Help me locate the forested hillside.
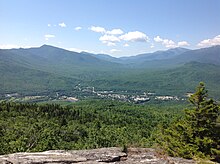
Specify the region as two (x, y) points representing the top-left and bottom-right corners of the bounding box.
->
(89, 62), (220, 98)
(0, 83), (219, 162)
(1, 45), (220, 98)
(0, 100), (183, 154)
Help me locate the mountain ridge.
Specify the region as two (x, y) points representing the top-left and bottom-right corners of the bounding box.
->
(2, 44), (220, 67)
(1, 45), (220, 97)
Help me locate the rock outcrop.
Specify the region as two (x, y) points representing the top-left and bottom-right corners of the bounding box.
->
(0, 147), (195, 164)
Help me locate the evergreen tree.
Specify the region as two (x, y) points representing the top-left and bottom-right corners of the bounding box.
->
(160, 82), (220, 160)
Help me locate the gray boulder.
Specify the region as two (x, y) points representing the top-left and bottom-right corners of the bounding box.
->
(0, 147), (196, 164)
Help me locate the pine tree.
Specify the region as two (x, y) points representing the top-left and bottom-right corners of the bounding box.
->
(186, 82), (220, 157)
(160, 82), (220, 160)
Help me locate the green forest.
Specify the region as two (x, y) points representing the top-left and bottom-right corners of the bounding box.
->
(0, 83), (219, 162)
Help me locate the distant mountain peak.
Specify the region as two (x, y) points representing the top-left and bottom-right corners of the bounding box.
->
(40, 44), (58, 49)
(80, 51), (92, 55)
(171, 47), (190, 50)
(168, 47), (190, 51)
(40, 44), (52, 47)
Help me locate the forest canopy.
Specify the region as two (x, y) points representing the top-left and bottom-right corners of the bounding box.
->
(0, 83), (219, 162)
(0, 100), (182, 154)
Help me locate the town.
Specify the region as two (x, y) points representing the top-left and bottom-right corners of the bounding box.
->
(0, 84), (189, 104)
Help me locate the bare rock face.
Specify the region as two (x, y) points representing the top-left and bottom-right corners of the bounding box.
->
(0, 147), (195, 164)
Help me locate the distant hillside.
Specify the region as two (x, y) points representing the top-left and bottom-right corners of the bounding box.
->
(170, 45), (220, 65)
(120, 47), (190, 64)
(1, 45), (122, 76)
(1, 45), (220, 70)
(1, 45), (220, 97)
(138, 45), (220, 68)
(0, 59), (79, 94)
(82, 51), (120, 63)
(89, 62), (220, 98)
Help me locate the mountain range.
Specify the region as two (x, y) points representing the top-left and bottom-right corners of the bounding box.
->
(1, 45), (220, 97)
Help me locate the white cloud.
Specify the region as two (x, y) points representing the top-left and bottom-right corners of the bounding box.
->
(154, 36), (178, 48)
(44, 34), (55, 40)
(110, 49), (121, 53)
(89, 26), (123, 35)
(45, 34), (55, 38)
(90, 27), (150, 47)
(90, 27), (149, 47)
(74, 26), (82, 31)
(178, 41), (190, 47)
(163, 39), (176, 48)
(58, 22), (66, 27)
(99, 34), (120, 46)
(47, 24), (51, 27)
(107, 42), (116, 46)
(123, 43), (129, 47)
(150, 44), (154, 48)
(197, 35), (220, 47)
(89, 26), (106, 33)
(154, 36), (163, 42)
(106, 29), (123, 35)
(99, 34), (120, 43)
(119, 31), (149, 42)
(154, 36), (190, 48)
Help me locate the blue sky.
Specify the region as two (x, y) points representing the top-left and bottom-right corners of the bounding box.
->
(1, 0), (220, 57)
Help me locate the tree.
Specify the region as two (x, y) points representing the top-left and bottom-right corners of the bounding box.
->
(160, 82), (220, 160)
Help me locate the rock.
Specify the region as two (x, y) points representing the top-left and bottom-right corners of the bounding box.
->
(0, 147), (196, 164)
(0, 151), (87, 164)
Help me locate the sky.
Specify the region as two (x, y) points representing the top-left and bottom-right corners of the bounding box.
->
(0, 0), (220, 57)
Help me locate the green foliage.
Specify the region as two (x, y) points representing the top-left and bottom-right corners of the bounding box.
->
(1, 45), (220, 98)
(0, 100), (182, 155)
(159, 82), (220, 160)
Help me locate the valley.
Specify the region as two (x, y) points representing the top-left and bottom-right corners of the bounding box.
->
(1, 45), (220, 160)
(1, 45), (220, 104)
(1, 84), (186, 104)
(1, 1), (220, 162)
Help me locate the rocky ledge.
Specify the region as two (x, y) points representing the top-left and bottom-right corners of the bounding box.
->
(0, 147), (195, 164)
